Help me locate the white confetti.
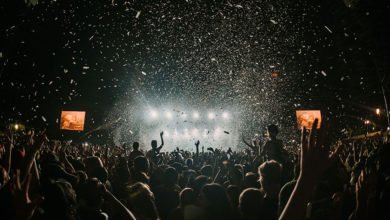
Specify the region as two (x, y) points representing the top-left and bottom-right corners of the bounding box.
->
(324, 25), (333, 33)
(136, 11), (141, 19)
(321, 70), (327, 77)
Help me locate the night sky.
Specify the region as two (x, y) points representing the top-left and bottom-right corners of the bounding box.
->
(1, 0), (389, 145)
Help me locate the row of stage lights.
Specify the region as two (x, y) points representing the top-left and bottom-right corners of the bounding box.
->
(155, 128), (227, 139)
(148, 110), (230, 120)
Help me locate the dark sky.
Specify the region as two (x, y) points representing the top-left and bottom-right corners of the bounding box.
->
(1, 0), (389, 141)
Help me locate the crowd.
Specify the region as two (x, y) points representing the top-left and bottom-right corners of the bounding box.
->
(0, 119), (389, 220)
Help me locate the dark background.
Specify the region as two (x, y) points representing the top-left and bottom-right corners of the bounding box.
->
(1, 0), (389, 143)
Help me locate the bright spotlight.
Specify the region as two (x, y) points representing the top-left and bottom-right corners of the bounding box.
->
(193, 112), (199, 119)
(165, 112), (173, 119)
(208, 112), (215, 119)
(14, 124), (19, 130)
(376, 108), (380, 116)
(182, 113), (187, 119)
(150, 110), (158, 119)
(222, 112), (229, 119)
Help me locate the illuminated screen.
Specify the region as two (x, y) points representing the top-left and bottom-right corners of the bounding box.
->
(296, 110), (321, 129)
(60, 111), (86, 131)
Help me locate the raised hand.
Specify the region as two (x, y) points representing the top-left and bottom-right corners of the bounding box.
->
(299, 119), (342, 183)
(160, 131), (164, 136)
(195, 140), (200, 147)
(3, 129), (15, 173)
(280, 118), (342, 220)
(28, 130), (48, 154)
(11, 170), (43, 220)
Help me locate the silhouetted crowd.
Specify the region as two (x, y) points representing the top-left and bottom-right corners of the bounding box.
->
(1, 120), (389, 220)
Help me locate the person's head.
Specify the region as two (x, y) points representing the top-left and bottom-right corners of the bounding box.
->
(243, 172), (260, 189)
(239, 188), (264, 220)
(199, 183), (233, 219)
(126, 182), (159, 220)
(41, 180), (77, 220)
(151, 140), (158, 149)
(84, 156), (104, 178)
(189, 175), (211, 196)
(164, 167), (178, 186)
(258, 160), (282, 195)
(134, 156), (149, 173)
(185, 158), (193, 167)
(227, 185), (240, 208)
(180, 188), (196, 207)
(267, 124), (279, 138)
(41, 163), (78, 186)
(133, 142), (140, 151)
(200, 165), (213, 177)
(77, 178), (105, 209)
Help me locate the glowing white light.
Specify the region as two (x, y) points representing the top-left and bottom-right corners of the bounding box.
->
(14, 124), (19, 130)
(165, 112), (173, 119)
(182, 113), (187, 119)
(376, 108), (380, 115)
(192, 128), (199, 136)
(208, 113), (215, 119)
(364, 120), (370, 125)
(193, 112), (199, 119)
(150, 110), (158, 119)
(222, 112), (229, 119)
(184, 128), (189, 137)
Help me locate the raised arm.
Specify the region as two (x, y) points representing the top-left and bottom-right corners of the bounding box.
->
(279, 119), (341, 220)
(103, 185), (136, 220)
(242, 137), (257, 152)
(23, 131), (48, 182)
(195, 140), (200, 157)
(158, 131), (164, 150)
(3, 130), (14, 173)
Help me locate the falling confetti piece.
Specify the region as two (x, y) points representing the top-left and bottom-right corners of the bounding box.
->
(324, 25), (333, 33)
(136, 11), (141, 19)
(321, 70), (327, 77)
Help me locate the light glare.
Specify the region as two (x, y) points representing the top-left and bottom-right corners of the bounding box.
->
(222, 112), (229, 119)
(150, 110), (158, 119)
(193, 112), (199, 119)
